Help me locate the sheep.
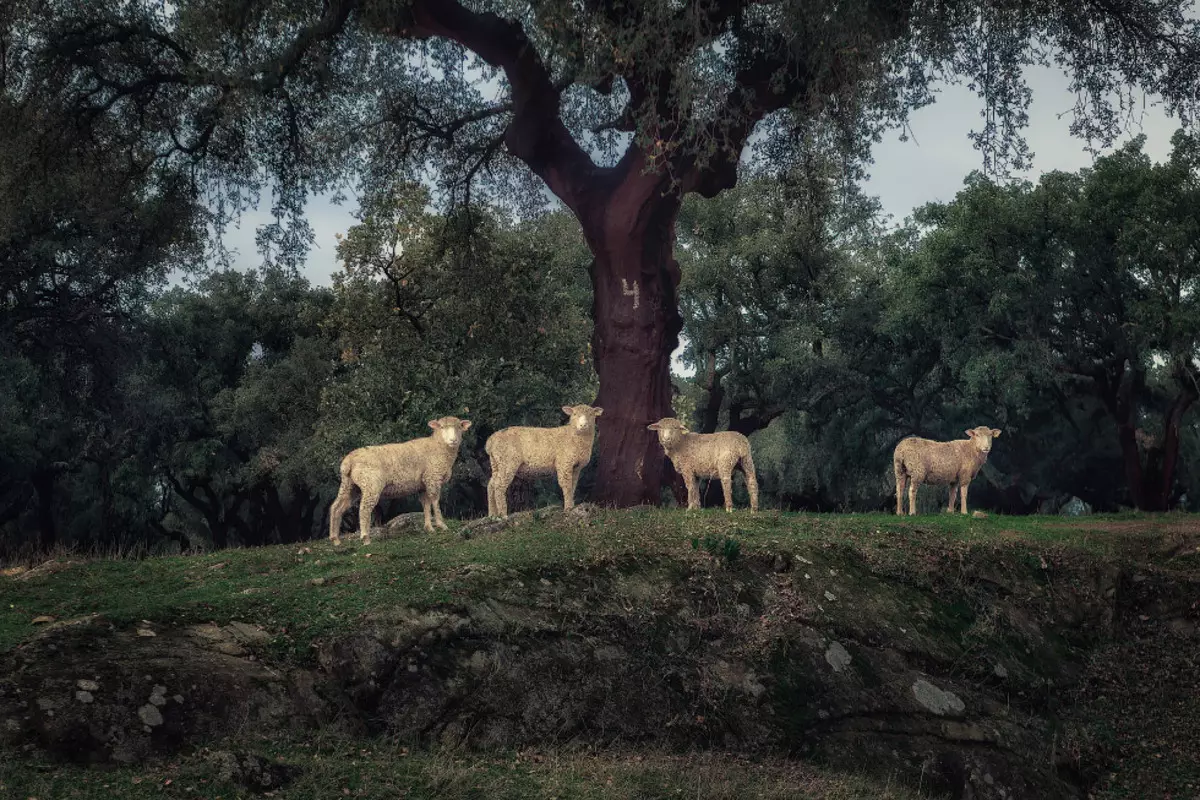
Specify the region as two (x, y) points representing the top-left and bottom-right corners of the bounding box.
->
(646, 417), (759, 513)
(893, 426), (1001, 516)
(485, 404), (603, 518)
(328, 416), (472, 545)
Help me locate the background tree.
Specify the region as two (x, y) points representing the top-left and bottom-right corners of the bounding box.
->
(318, 188), (597, 522)
(16, 0), (1200, 504)
(139, 267), (336, 549)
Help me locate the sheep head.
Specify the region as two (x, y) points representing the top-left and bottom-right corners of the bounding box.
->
(429, 416), (472, 447)
(965, 426), (1002, 454)
(647, 417), (689, 450)
(562, 404), (603, 434)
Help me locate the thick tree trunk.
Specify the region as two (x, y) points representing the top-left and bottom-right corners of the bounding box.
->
(586, 196), (684, 507)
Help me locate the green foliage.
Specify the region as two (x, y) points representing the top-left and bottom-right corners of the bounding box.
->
(315, 188), (597, 515)
(691, 533), (742, 565)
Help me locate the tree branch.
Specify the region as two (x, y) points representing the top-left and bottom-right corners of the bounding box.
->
(400, 0), (601, 217)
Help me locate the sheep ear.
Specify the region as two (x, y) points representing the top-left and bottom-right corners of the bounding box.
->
(647, 422), (661, 431)
(680, 427), (690, 434)
(991, 428), (1001, 437)
(965, 429), (975, 438)
(592, 407), (603, 416)
(459, 420), (472, 431)
(429, 420), (442, 430)
(562, 405), (575, 416)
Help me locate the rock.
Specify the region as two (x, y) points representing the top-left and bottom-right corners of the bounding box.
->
(76, 679), (99, 692)
(823, 591), (837, 602)
(1059, 497), (1093, 516)
(75, 691), (94, 704)
(31, 615), (55, 624)
(310, 577), (327, 586)
(912, 678), (966, 716)
(993, 663), (1009, 678)
(137, 704), (164, 727)
(210, 750), (296, 792)
(136, 627), (157, 637)
(972, 510), (989, 519)
(824, 641), (852, 673)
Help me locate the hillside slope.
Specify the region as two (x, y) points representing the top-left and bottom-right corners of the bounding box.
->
(2, 508), (1198, 799)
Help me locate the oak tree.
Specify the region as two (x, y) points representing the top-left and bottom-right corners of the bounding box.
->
(15, 0), (1200, 504)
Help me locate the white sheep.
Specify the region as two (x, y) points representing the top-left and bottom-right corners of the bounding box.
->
(485, 404), (603, 518)
(647, 417), (759, 513)
(328, 416), (472, 544)
(893, 426), (1001, 515)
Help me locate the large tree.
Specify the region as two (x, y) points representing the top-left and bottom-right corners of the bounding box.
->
(13, 0), (1200, 505)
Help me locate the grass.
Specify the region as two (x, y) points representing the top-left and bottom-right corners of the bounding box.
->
(3, 508), (1196, 658)
(2, 509), (1197, 800)
(0, 732), (932, 799)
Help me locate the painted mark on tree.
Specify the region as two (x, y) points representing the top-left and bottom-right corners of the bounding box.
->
(621, 279), (640, 309)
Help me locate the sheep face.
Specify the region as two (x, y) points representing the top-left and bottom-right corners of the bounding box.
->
(647, 417), (689, 449)
(562, 404), (603, 434)
(429, 416), (472, 447)
(965, 426), (1002, 454)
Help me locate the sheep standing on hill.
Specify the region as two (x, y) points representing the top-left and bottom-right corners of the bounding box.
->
(893, 426), (1001, 516)
(647, 417), (759, 513)
(328, 416), (472, 544)
(485, 404), (604, 518)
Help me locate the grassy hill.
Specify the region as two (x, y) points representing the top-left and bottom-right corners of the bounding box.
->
(2, 509), (1197, 799)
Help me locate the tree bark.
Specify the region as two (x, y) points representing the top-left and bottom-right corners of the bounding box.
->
(31, 468), (58, 553)
(585, 191), (684, 507)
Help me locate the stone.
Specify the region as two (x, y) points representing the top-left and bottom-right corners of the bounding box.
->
(75, 691), (94, 704)
(76, 679), (99, 692)
(137, 704), (164, 727)
(1059, 497), (1092, 516)
(824, 641), (852, 673)
(912, 678), (965, 716)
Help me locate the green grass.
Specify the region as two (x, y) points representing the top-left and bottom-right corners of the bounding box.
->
(0, 733), (931, 799)
(3, 508), (1196, 658)
(2, 508), (1198, 800)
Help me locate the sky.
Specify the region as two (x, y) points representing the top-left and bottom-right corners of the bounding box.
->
(207, 63), (1181, 379)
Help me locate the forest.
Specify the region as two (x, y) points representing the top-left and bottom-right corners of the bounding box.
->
(5, 131), (1200, 558)
(5, 0), (1200, 558)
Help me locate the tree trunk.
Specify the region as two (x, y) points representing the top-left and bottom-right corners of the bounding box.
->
(586, 195), (684, 507)
(1141, 388), (1197, 511)
(31, 468), (57, 553)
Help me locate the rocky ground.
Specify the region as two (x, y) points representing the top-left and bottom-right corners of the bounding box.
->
(1, 508), (1197, 799)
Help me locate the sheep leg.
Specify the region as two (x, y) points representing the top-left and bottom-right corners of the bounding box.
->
(684, 473), (700, 511)
(719, 469), (735, 513)
(419, 488), (433, 532)
(908, 480), (919, 516)
(491, 466), (514, 519)
(947, 484), (958, 513)
(895, 472), (906, 515)
(429, 482), (448, 529)
(329, 478), (355, 546)
(741, 455), (759, 513)
(557, 464), (576, 511)
(960, 483), (969, 515)
(358, 484), (382, 545)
